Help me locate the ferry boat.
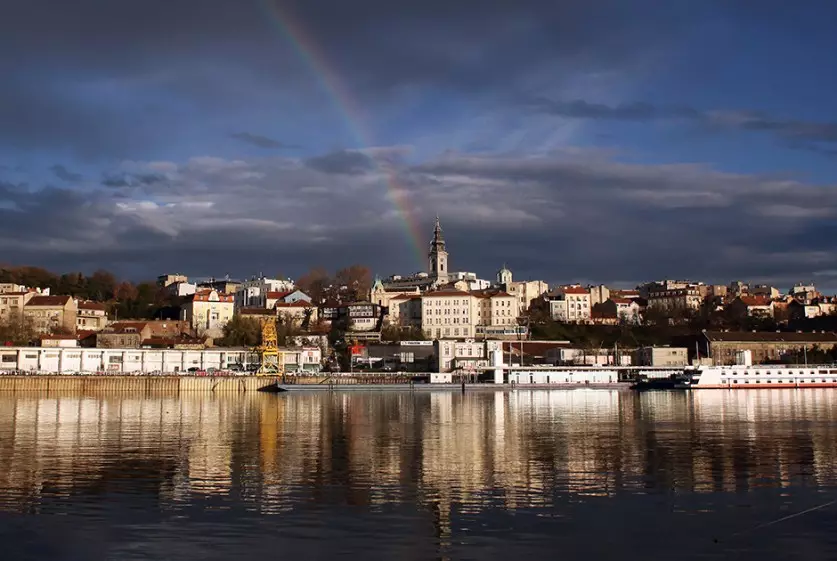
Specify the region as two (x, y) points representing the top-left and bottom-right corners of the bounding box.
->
(687, 364), (837, 389)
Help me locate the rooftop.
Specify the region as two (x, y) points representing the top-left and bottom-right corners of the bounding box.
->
(704, 331), (837, 343)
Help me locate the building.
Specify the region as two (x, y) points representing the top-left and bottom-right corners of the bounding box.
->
(594, 297), (641, 325)
(198, 277), (242, 295)
(549, 286), (591, 323)
(266, 290), (311, 308)
(436, 339), (503, 372)
(428, 216), (449, 284)
(544, 346), (632, 366)
(0, 345), (320, 374)
(726, 295), (774, 318)
(635, 346), (689, 367)
(0, 291), (36, 321)
(385, 295), (422, 328)
(275, 301), (319, 326)
(421, 289), (475, 339)
(180, 289), (234, 337)
(588, 285), (610, 306)
(700, 331), (837, 365)
(359, 341), (437, 371)
(752, 285), (780, 299)
(23, 295), (77, 333)
(449, 271), (492, 291)
(157, 274), (189, 287)
(75, 301), (108, 331)
(0, 283), (26, 293)
(96, 320), (193, 349)
(233, 276), (296, 310)
(495, 267), (548, 312)
(167, 281), (197, 297)
(646, 281), (702, 314)
(790, 283), (819, 305)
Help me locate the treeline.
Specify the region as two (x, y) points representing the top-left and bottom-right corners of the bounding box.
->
(0, 265), (182, 320)
(295, 265), (373, 305)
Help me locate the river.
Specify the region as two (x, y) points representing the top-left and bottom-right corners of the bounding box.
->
(2, 389), (837, 560)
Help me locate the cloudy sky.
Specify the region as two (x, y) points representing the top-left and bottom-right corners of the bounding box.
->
(2, 1), (837, 289)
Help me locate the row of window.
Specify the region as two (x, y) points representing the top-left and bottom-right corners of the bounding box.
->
(721, 379), (837, 384)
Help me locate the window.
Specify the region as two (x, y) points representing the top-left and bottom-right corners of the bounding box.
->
(1, 355), (15, 363)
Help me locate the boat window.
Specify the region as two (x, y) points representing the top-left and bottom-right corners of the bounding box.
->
(733, 380), (738, 384)
(811, 371), (816, 375)
(767, 380), (771, 383)
(745, 380), (750, 384)
(721, 379), (726, 384)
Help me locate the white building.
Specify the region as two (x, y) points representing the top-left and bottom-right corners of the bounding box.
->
(436, 339), (503, 372)
(549, 286), (591, 323)
(0, 346), (321, 374)
(234, 276), (296, 310)
(420, 288), (521, 340)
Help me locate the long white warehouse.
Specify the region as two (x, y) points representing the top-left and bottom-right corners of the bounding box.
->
(0, 346), (322, 374)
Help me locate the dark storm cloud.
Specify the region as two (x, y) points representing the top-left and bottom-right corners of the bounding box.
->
(533, 99), (837, 148)
(102, 172), (167, 188)
(0, 0), (714, 156)
(229, 132), (290, 149)
(305, 151), (375, 175)
(3, 150), (836, 288)
(49, 164), (83, 182)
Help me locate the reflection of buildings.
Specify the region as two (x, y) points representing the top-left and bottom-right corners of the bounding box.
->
(2, 389), (837, 519)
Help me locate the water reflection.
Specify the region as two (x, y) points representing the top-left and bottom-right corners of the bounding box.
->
(3, 389), (837, 518)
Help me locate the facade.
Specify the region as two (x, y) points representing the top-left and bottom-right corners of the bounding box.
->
(752, 285), (780, 299)
(549, 286), (591, 323)
(0, 291), (36, 321)
(75, 301), (108, 331)
(428, 216), (449, 284)
(421, 289), (475, 339)
(180, 289), (234, 337)
(157, 274), (188, 287)
(646, 282), (702, 313)
(274, 301), (318, 326)
(168, 281), (197, 297)
(589, 285), (611, 306)
(198, 278), (242, 294)
(234, 277), (296, 309)
(0, 283), (26, 293)
(436, 339), (503, 372)
(370, 278), (421, 310)
(0, 346), (320, 374)
(504, 279), (548, 312)
(593, 297), (641, 325)
(727, 295), (774, 317)
(635, 346), (689, 367)
(386, 295), (422, 328)
(702, 331), (837, 365)
(23, 295), (77, 333)
(266, 290), (311, 308)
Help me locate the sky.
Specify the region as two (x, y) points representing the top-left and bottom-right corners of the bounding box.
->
(2, 1), (837, 290)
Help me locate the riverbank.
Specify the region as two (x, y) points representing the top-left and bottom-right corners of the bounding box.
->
(0, 376), (632, 393)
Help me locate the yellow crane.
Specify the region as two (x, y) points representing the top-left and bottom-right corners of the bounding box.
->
(255, 317), (284, 376)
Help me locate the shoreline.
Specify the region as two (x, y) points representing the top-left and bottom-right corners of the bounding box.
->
(0, 375), (632, 393)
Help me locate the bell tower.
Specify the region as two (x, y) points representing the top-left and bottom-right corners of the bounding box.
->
(428, 216), (449, 284)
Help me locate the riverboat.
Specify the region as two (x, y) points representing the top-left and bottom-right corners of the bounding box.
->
(686, 364), (837, 389)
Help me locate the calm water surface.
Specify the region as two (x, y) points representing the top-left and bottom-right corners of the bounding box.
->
(2, 389), (837, 560)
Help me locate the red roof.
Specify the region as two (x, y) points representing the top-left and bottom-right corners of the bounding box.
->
(104, 321), (148, 334)
(425, 290), (470, 297)
(266, 290), (293, 300)
(26, 295), (72, 307)
(78, 301), (107, 311)
(561, 287), (589, 295)
(189, 290), (234, 303)
(610, 297), (635, 305)
(739, 295), (772, 307)
(275, 301), (311, 308)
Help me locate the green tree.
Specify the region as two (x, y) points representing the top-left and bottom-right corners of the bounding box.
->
(218, 316), (262, 347)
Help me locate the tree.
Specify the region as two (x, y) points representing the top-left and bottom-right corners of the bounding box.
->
(296, 267), (330, 304)
(218, 316), (262, 347)
(0, 314), (37, 345)
(335, 265), (372, 302)
(276, 312), (302, 345)
(87, 269), (117, 301)
(381, 324), (426, 343)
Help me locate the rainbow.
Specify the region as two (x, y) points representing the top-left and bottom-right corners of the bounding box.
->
(258, 0), (427, 267)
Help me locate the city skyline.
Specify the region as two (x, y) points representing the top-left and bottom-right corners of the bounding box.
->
(2, 2), (837, 288)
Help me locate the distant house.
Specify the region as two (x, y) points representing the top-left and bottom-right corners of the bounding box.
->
(265, 289), (311, 308)
(727, 295), (774, 318)
(76, 300), (108, 331)
(23, 295), (77, 333)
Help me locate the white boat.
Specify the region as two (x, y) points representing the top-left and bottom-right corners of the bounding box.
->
(688, 364), (837, 389)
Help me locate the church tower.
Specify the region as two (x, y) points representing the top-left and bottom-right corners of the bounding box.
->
(428, 216), (449, 284)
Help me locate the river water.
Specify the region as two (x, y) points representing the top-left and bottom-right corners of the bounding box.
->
(2, 389), (837, 560)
